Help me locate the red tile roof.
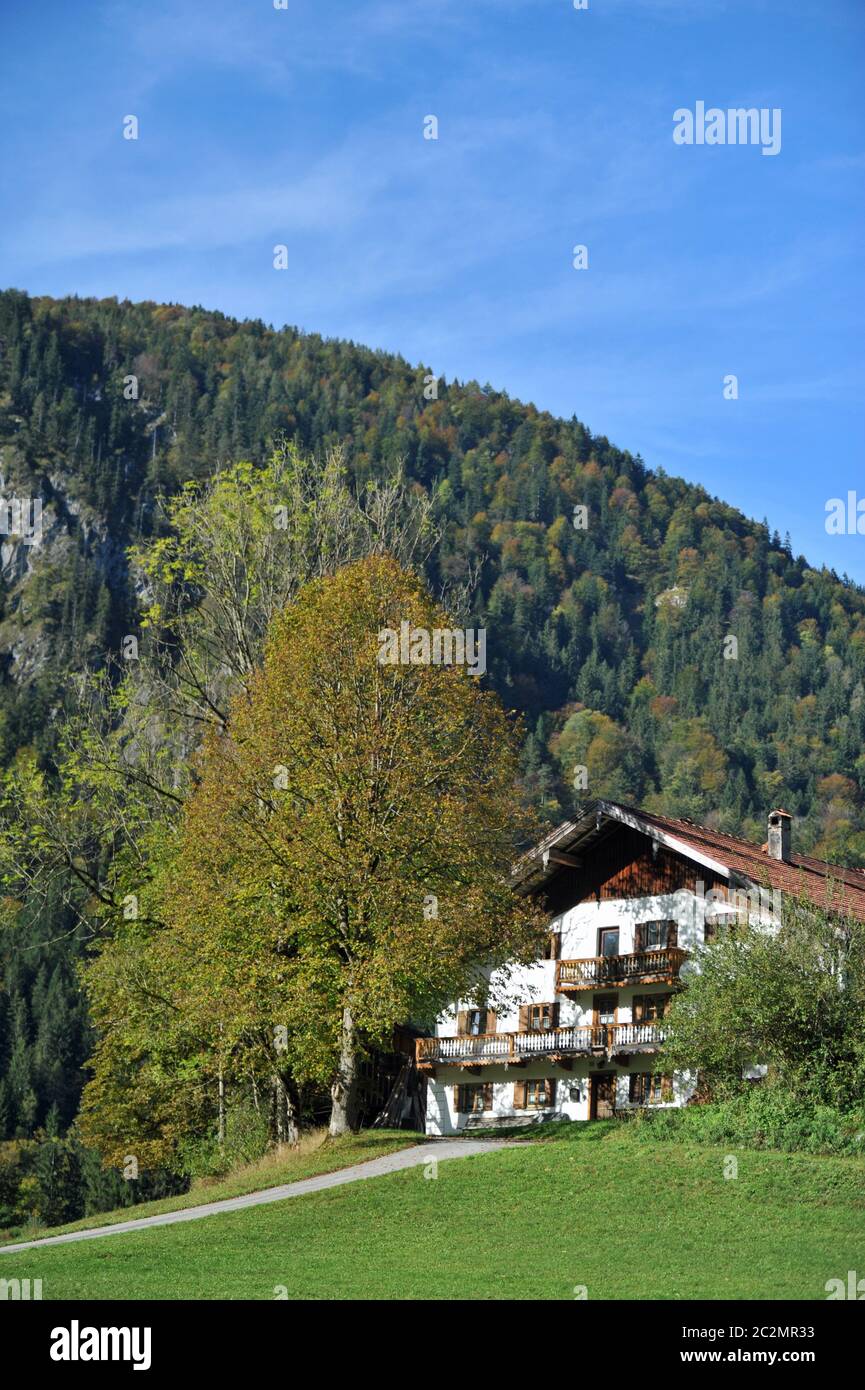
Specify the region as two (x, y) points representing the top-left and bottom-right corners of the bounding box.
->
(616, 802), (865, 922)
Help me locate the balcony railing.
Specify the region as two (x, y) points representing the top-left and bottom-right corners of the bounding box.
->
(608, 1021), (667, 1050)
(556, 947), (687, 991)
(416, 1021), (665, 1068)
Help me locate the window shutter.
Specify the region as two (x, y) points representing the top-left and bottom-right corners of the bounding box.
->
(456, 1010), (468, 1035)
(629, 1074), (642, 1104)
(483, 1082), (493, 1110)
(453, 1085), (463, 1112)
(550, 1003), (560, 1029)
(546, 1078), (557, 1107)
(662, 1076), (673, 1101)
(548, 931), (560, 961)
(486, 1010), (497, 1034)
(518, 1004), (530, 1032)
(666, 919), (678, 948)
(633, 995), (645, 1023)
(513, 1080), (527, 1109)
(635, 924), (644, 952)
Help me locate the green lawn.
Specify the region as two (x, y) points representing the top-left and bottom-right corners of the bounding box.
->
(3, 1125), (863, 1299)
(0, 1128), (421, 1247)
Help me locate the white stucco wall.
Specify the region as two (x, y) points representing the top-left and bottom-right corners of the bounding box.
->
(424, 884), (744, 1135)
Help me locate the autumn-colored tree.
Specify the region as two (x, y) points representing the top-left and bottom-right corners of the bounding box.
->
(14, 447), (444, 1164)
(162, 555), (546, 1135)
(130, 441), (440, 731)
(550, 706), (644, 803)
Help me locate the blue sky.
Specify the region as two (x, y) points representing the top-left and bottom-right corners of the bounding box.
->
(1, 0), (863, 578)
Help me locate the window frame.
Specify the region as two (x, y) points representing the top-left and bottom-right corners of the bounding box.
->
(632, 992), (671, 1023)
(637, 919), (678, 952)
(525, 1077), (554, 1109)
(455, 1082), (493, 1114)
(528, 1003), (556, 1032)
(629, 1072), (673, 1106)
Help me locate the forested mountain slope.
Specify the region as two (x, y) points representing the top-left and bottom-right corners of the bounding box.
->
(3, 288), (864, 856)
(2, 287), (865, 1166)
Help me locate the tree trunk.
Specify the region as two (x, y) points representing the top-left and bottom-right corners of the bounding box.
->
(217, 1062), (226, 1147)
(273, 1071), (300, 1147)
(329, 1006), (359, 1137)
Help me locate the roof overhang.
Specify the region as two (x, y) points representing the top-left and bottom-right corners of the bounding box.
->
(512, 799), (732, 895)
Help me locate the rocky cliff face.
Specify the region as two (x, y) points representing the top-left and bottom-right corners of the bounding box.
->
(0, 440), (130, 740)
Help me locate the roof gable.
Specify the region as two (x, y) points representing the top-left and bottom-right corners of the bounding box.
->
(515, 799), (865, 923)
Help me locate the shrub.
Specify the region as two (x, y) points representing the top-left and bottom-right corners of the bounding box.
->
(623, 1085), (865, 1156)
(178, 1098), (271, 1181)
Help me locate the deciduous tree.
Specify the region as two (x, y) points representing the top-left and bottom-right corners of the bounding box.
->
(163, 555), (546, 1135)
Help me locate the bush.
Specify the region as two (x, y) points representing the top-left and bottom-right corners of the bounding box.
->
(623, 1085), (865, 1156)
(177, 1098), (271, 1181)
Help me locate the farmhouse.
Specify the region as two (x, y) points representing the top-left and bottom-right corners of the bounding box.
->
(418, 799), (865, 1134)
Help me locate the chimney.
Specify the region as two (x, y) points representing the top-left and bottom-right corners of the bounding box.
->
(767, 809), (792, 862)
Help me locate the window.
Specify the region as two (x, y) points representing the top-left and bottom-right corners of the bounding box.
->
(599, 927), (620, 957)
(629, 1073), (673, 1105)
(454, 1083), (493, 1114)
(594, 994), (617, 1027)
(633, 994), (671, 1022)
(529, 1003), (556, 1032)
(518, 1003), (559, 1032)
(636, 920), (678, 951)
(514, 1078), (556, 1109)
(457, 1008), (496, 1036)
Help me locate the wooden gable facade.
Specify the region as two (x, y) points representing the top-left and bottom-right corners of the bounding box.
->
(542, 822), (727, 916)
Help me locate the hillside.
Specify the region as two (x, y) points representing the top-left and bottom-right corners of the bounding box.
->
(2, 286), (865, 1162)
(1, 1125), (861, 1300)
(3, 289), (865, 853)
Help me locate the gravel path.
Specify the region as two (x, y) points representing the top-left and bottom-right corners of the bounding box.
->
(0, 1139), (514, 1253)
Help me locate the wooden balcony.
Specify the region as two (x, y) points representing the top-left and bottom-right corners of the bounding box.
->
(608, 1021), (667, 1053)
(556, 947), (687, 992)
(416, 1021), (665, 1072)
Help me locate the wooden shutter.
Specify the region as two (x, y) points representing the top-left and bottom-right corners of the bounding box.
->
(629, 1074), (643, 1104)
(456, 1010), (468, 1035)
(513, 1080), (527, 1109)
(453, 1085), (463, 1112)
(550, 1002), (560, 1029)
(485, 1011), (497, 1034)
(666, 919), (678, 948)
(635, 923), (644, 952)
(545, 1078), (557, 1107)
(518, 1004), (530, 1032)
(633, 995), (645, 1023)
(483, 1082), (494, 1110)
(661, 1075), (673, 1101)
(547, 931), (560, 961)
